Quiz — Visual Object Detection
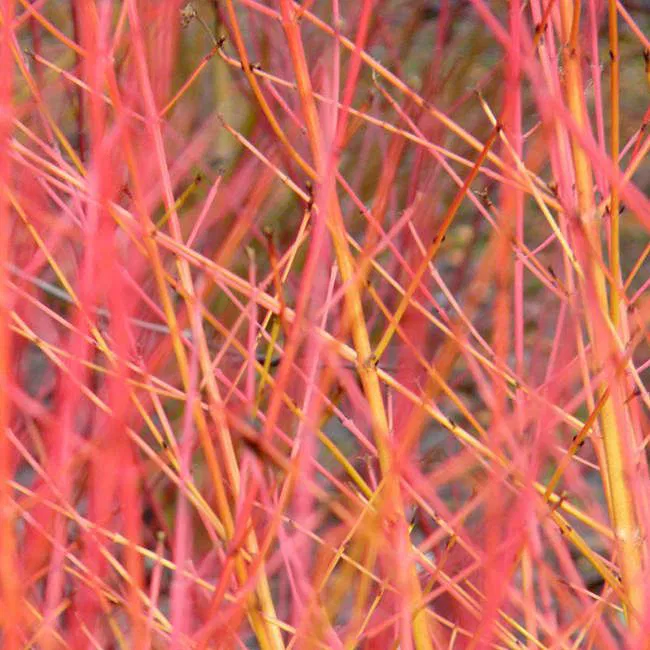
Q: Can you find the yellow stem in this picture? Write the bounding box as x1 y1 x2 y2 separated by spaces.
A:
561 0 644 629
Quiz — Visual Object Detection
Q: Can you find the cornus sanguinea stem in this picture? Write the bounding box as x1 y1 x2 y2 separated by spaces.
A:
2 1 648 648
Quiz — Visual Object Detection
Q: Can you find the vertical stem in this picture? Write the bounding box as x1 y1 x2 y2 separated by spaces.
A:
123 3 284 646
607 0 621 326
277 2 435 646
70 0 86 163
609 0 622 327
561 0 645 630
0 2 21 648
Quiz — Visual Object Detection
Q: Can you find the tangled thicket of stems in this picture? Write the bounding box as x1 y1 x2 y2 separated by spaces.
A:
1 1 649 648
